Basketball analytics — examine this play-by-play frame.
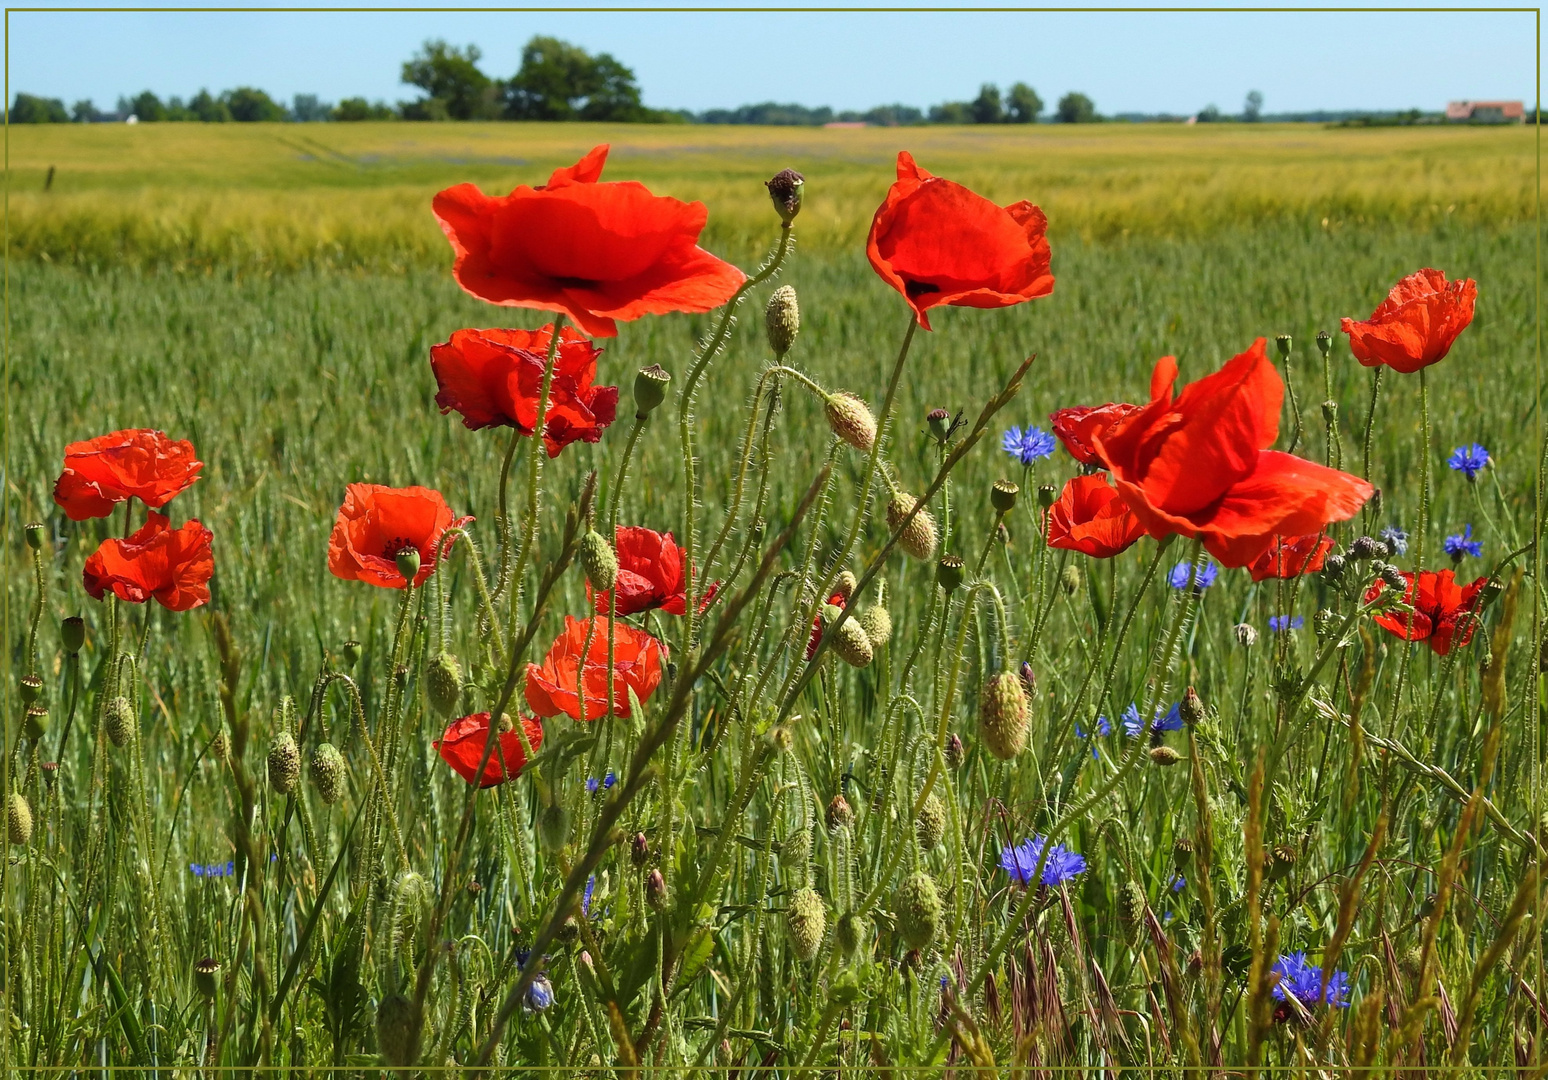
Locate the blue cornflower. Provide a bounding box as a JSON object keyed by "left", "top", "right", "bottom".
{"left": 581, "top": 875, "right": 596, "bottom": 918}
{"left": 190, "top": 863, "right": 204, "bottom": 878}
{"left": 1168, "top": 560, "right": 1219, "bottom": 590}
{"left": 1121, "top": 702, "right": 1181, "bottom": 738}
{"left": 1270, "top": 952, "right": 1351, "bottom": 1009}
{"left": 1267, "top": 615, "right": 1304, "bottom": 633}
{"left": 1000, "top": 836, "right": 1087, "bottom": 887}
{"left": 1001, "top": 425, "right": 1057, "bottom": 466}
{"left": 1170, "top": 874, "right": 1187, "bottom": 893}
{"left": 1447, "top": 443, "right": 1490, "bottom": 481}
{"left": 1444, "top": 524, "right": 1482, "bottom": 561}
{"left": 1075, "top": 715, "right": 1111, "bottom": 760}
{"left": 1379, "top": 525, "right": 1409, "bottom": 556}
{"left": 525, "top": 973, "right": 554, "bottom": 1012}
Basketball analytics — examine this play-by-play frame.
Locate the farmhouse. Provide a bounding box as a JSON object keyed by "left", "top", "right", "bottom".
{"left": 1445, "top": 100, "right": 1525, "bottom": 123}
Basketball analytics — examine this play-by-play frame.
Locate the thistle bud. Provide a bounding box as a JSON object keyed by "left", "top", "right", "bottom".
{"left": 936, "top": 555, "right": 964, "bottom": 593}
{"left": 1321, "top": 400, "right": 1338, "bottom": 425}
{"left": 826, "top": 794, "right": 853, "bottom": 831}
{"left": 1274, "top": 333, "right": 1292, "bottom": 358}
{"left": 1149, "top": 745, "right": 1181, "bottom": 766}
{"left": 1036, "top": 483, "right": 1057, "bottom": 510}
{"left": 62, "top": 616, "right": 85, "bottom": 654}
{"left": 19, "top": 674, "right": 42, "bottom": 707}
{"left": 394, "top": 546, "right": 421, "bottom": 586}
{"left": 1348, "top": 535, "right": 1386, "bottom": 561}
{"left": 375, "top": 993, "right": 420, "bottom": 1068}
{"left": 915, "top": 794, "right": 947, "bottom": 852}
{"left": 1180, "top": 686, "right": 1204, "bottom": 727}
{"left": 894, "top": 871, "right": 941, "bottom": 951}
{"left": 634, "top": 364, "right": 672, "bottom": 417}
{"left": 886, "top": 494, "right": 938, "bottom": 561}
{"left": 785, "top": 887, "right": 826, "bottom": 961}
{"left": 833, "top": 571, "right": 858, "bottom": 604}
{"left": 1172, "top": 837, "right": 1194, "bottom": 871}
{"left": 1378, "top": 563, "right": 1407, "bottom": 591}
{"left": 268, "top": 731, "right": 301, "bottom": 794}
{"left": 1321, "top": 553, "right": 1346, "bottom": 584}
{"left": 106, "top": 696, "right": 135, "bottom": 748}
{"left": 24, "top": 521, "right": 45, "bottom": 551}
{"left": 1267, "top": 843, "right": 1297, "bottom": 882}
{"left": 645, "top": 868, "right": 667, "bottom": 910}
{"left": 926, "top": 408, "right": 951, "bottom": 444}
{"left": 765, "top": 168, "right": 804, "bottom": 224}
{"left": 825, "top": 392, "right": 877, "bottom": 453}
{"left": 538, "top": 803, "right": 572, "bottom": 852}
{"left": 830, "top": 616, "right": 874, "bottom": 669}
{"left": 8, "top": 792, "right": 33, "bottom": 846}
{"left": 578, "top": 531, "right": 618, "bottom": 593}
{"left": 858, "top": 604, "right": 892, "bottom": 649}
{"left": 631, "top": 831, "right": 650, "bottom": 867}
{"left": 1315, "top": 330, "right": 1332, "bottom": 358}
{"left": 426, "top": 653, "right": 463, "bottom": 718}
{"left": 1060, "top": 564, "right": 1082, "bottom": 596}
{"left": 991, "top": 479, "right": 1019, "bottom": 514}
{"left": 341, "top": 640, "right": 362, "bottom": 669}
{"left": 836, "top": 911, "right": 870, "bottom": 957}
{"left": 311, "top": 742, "right": 347, "bottom": 805}
{"left": 193, "top": 957, "right": 221, "bottom": 1001}
{"left": 978, "top": 670, "right": 1029, "bottom": 761}
{"left": 944, "top": 733, "right": 966, "bottom": 770}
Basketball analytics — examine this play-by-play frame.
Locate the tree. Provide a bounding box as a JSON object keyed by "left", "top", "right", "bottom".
{"left": 863, "top": 103, "right": 924, "bottom": 126}
{"left": 223, "top": 87, "right": 286, "bottom": 122}
{"left": 129, "top": 91, "right": 166, "bottom": 122}
{"left": 1196, "top": 103, "right": 1222, "bottom": 123}
{"left": 928, "top": 101, "right": 973, "bottom": 124}
{"left": 504, "top": 35, "right": 651, "bottom": 122}
{"left": 10, "top": 94, "right": 68, "bottom": 123}
{"left": 1243, "top": 90, "right": 1264, "bottom": 122}
{"left": 401, "top": 40, "right": 498, "bottom": 120}
{"left": 71, "top": 99, "right": 107, "bottom": 123}
{"left": 333, "top": 97, "right": 394, "bottom": 122}
{"left": 579, "top": 52, "right": 647, "bottom": 121}
{"left": 971, "top": 83, "right": 1004, "bottom": 124}
{"left": 1056, "top": 92, "right": 1097, "bottom": 124}
{"left": 291, "top": 94, "right": 332, "bottom": 122}
{"left": 188, "top": 90, "right": 231, "bottom": 123}
{"left": 1007, "top": 82, "right": 1043, "bottom": 124}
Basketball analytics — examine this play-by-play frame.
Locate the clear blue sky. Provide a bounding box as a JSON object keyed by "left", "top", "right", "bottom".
{"left": 6, "top": 6, "right": 1535, "bottom": 116}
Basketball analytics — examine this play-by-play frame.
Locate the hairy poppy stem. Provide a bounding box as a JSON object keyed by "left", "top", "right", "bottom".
{"left": 1360, "top": 367, "right": 1384, "bottom": 514}
{"left": 490, "top": 425, "right": 526, "bottom": 607}
{"left": 1390, "top": 369, "right": 1430, "bottom": 736}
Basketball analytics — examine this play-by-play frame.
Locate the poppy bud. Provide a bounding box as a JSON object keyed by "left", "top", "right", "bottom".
{"left": 1315, "top": 330, "right": 1332, "bottom": 358}
{"left": 785, "top": 886, "right": 827, "bottom": 961}
{"left": 782, "top": 828, "right": 810, "bottom": 871}
{"left": 645, "top": 868, "right": 667, "bottom": 910}
{"left": 193, "top": 957, "right": 221, "bottom": 1002}
{"left": 978, "top": 670, "right": 1029, "bottom": 760}
{"left": 1060, "top": 564, "right": 1083, "bottom": 595}
{"left": 944, "top": 733, "right": 966, "bottom": 770}
{"left": 926, "top": 407, "right": 952, "bottom": 444}
{"left": 830, "top": 617, "right": 874, "bottom": 669}
{"left": 19, "top": 674, "right": 42, "bottom": 707}
{"left": 858, "top": 604, "right": 892, "bottom": 649}
{"left": 1180, "top": 686, "right": 1204, "bottom": 726}
{"left": 8, "top": 792, "right": 33, "bottom": 846}
{"left": 634, "top": 364, "right": 672, "bottom": 417}
{"left": 1119, "top": 879, "right": 1147, "bottom": 929}
{"left": 1172, "top": 837, "right": 1194, "bottom": 871}
{"left": 836, "top": 911, "right": 870, "bottom": 957}
{"left": 24, "top": 522, "right": 45, "bottom": 551}
{"left": 765, "top": 168, "right": 804, "bottom": 224}
{"left": 763, "top": 287, "right": 800, "bottom": 357}
{"left": 268, "top": 731, "right": 301, "bottom": 795}
{"left": 1149, "top": 745, "right": 1180, "bottom": 766}
{"left": 894, "top": 871, "right": 941, "bottom": 951}
{"left": 426, "top": 654, "right": 463, "bottom": 718}
{"left": 106, "top": 696, "right": 135, "bottom": 748}
{"left": 1348, "top": 535, "right": 1386, "bottom": 561}
{"left": 824, "top": 392, "right": 878, "bottom": 452}
{"left": 833, "top": 571, "right": 858, "bottom": 604}
{"left": 538, "top": 803, "right": 572, "bottom": 851}
{"left": 631, "top": 831, "right": 650, "bottom": 867}
{"left": 1369, "top": 488, "right": 1383, "bottom": 516}
{"left": 311, "top": 742, "right": 347, "bottom": 805}
{"left": 1018, "top": 660, "right": 1037, "bottom": 698}
{"left": 1267, "top": 843, "right": 1297, "bottom": 882}
{"left": 341, "top": 639, "right": 362, "bottom": 669}
{"left": 991, "top": 479, "right": 1019, "bottom": 513}
{"left": 578, "top": 531, "right": 619, "bottom": 593}
{"left": 886, "top": 494, "right": 938, "bottom": 562}
{"left": 767, "top": 724, "right": 793, "bottom": 754}
{"left": 1321, "top": 400, "right": 1338, "bottom": 425}
{"left": 62, "top": 616, "right": 85, "bottom": 654}
{"left": 1378, "top": 563, "right": 1407, "bottom": 591}
{"left": 916, "top": 793, "right": 947, "bottom": 852}
{"left": 1274, "top": 333, "right": 1292, "bottom": 358}
{"left": 1036, "top": 483, "right": 1057, "bottom": 510}
{"left": 936, "top": 555, "right": 965, "bottom": 593}
{"left": 375, "top": 993, "right": 420, "bottom": 1068}
{"left": 394, "top": 546, "right": 421, "bottom": 585}
{"left": 826, "top": 794, "right": 854, "bottom": 831}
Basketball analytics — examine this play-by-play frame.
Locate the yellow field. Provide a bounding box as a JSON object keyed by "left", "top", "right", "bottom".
{"left": 5, "top": 120, "right": 1536, "bottom": 269}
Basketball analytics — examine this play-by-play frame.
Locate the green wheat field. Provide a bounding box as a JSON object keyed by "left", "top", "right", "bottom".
{"left": 1, "top": 120, "right": 1543, "bottom": 1074}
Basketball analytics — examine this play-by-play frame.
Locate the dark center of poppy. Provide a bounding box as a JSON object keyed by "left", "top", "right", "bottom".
{"left": 551, "top": 276, "right": 603, "bottom": 291}
{"left": 904, "top": 280, "right": 942, "bottom": 299}
{"left": 382, "top": 536, "right": 417, "bottom": 559}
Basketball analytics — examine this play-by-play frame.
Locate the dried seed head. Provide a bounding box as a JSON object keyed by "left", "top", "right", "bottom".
{"left": 426, "top": 653, "right": 463, "bottom": 718}
{"left": 193, "top": 957, "right": 221, "bottom": 1001}
{"left": 310, "top": 742, "right": 347, "bottom": 805}
{"left": 830, "top": 617, "right": 874, "bottom": 669}
{"left": 825, "top": 392, "right": 878, "bottom": 452}
{"left": 944, "top": 733, "right": 966, "bottom": 770}
{"left": 578, "top": 531, "right": 619, "bottom": 594}
{"left": 887, "top": 494, "right": 938, "bottom": 561}
{"left": 764, "top": 285, "right": 801, "bottom": 356}
{"left": 633, "top": 364, "right": 671, "bottom": 417}
{"left": 894, "top": 871, "right": 942, "bottom": 951}
{"left": 826, "top": 794, "right": 854, "bottom": 831}
{"left": 785, "top": 887, "right": 827, "bottom": 961}
{"left": 375, "top": 993, "right": 420, "bottom": 1068}
{"left": 106, "top": 696, "right": 136, "bottom": 748}
{"left": 1149, "top": 745, "right": 1181, "bottom": 766}
{"left": 765, "top": 168, "right": 805, "bottom": 224}
{"left": 1233, "top": 623, "right": 1259, "bottom": 648}
{"left": 267, "top": 730, "right": 301, "bottom": 795}
{"left": 61, "top": 616, "right": 85, "bottom": 654}
{"left": 858, "top": 604, "right": 892, "bottom": 650}
{"left": 936, "top": 555, "right": 965, "bottom": 593}
{"left": 7, "top": 792, "right": 33, "bottom": 846}
{"left": 916, "top": 794, "right": 947, "bottom": 852}
{"left": 19, "top": 674, "right": 43, "bottom": 707}
{"left": 835, "top": 911, "right": 870, "bottom": 957}
{"left": 978, "top": 671, "right": 1029, "bottom": 761}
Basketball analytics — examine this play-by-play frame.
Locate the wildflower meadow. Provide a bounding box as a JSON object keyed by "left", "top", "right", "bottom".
{"left": 0, "top": 120, "right": 1541, "bottom": 1075}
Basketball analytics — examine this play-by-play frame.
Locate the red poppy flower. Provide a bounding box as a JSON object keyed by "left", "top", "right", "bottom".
{"left": 524, "top": 616, "right": 664, "bottom": 721}
{"left": 866, "top": 151, "right": 1054, "bottom": 331}
{"left": 806, "top": 592, "right": 848, "bottom": 660}
{"left": 1247, "top": 533, "right": 1334, "bottom": 582}
{"left": 53, "top": 429, "right": 203, "bottom": 521}
{"left": 1045, "top": 475, "right": 1147, "bottom": 559}
{"left": 327, "top": 484, "right": 472, "bottom": 589}
{"left": 435, "top": 712, "right": 545, "bottom": 788}
{"left": 430, "top": 325, "right": 618, "bottom": 457}
{"left": 1049, "top": 402, "right": 1142, "bottom": 466}
{"left": 1340, "top": 268, "right": 1477, "bottom": 375}
{"left": 590, "top": 526, "right": 718, "bottom": 617}
{"left": 1091, "top": 340, "right": 1373, "bottom": 568}
{"left": 1364, "top": 569, "right": 1486, "bottom": 656}
{"left": 433, "top": 144, "right": 747, "bottom": 339}
{"left": 82, "top": 512, "right": 213, "bottom": 612}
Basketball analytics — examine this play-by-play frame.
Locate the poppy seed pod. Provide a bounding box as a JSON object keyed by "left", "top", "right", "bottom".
{"left": 311, "top": 742, "right": 347, "bottom": 805}
{"left": 375, "top": 993, "right": 420, "bottom": 1068}
{"left": 894, "top": 871, "right": 941, "bottom": 951}
{"left": 394, "top": 546, "right": 422, "bottom": 586}
{"left": 538, "top": 803, "right": 572, "bottom": 851}
{"left": 786, "top": 886, "right": 826, "bottom": 961}
{"left": 830, "top": 616, "right": 874, "bottom": 669}
{"left": 765, "top": 168, "right": 804, "bottom": 224}
{"left": 633, "top": 364, "right": 671, "bottom": 418}
{"left": 1149, "top": 745, "right": 1181, "bottom": 766}
{"left": 1173, "top": 837, "right": 1194, "bottom": 871}
{"left": 1321, "top": 400, "right": 1338, "bottom": 425}
{"left": 267, "top": 731, "right": 301, "bottom": 795}
{"left": 833, "top": 571, "right": 858, "bottom": 603}
{"left": 1267, "top": 843, "right": 1298, "bottom": 882}
{"left": 887, "top": 494, "right": 938, "bottom": 562}
{"left": 19, "top": 674, "right": 42, "bottom": 707}
{"left": 936, "top": 555, "right": 965, "bottom": 593}
{"left": 825, "top": 392, "right": 878, "bottom": 453}
{"left": 764, "top": 285, "right": 800, "bottom": 356}
{"left": 858, "top": 604, "right": 892, "bottom": 650}
{"left": 578, "top": 531, "right": 619, "bottom": 594}
{"left": 341, "top": 639, "right": 362, "bottom": 669}
{"left": 1316, "top": 330, "right": 1332, "bottom": 358}
{"left": 916, "top": 793, "right": 947, "bottom": 852}
{"left": 24, "top": 706, "right": 48, "bottom": 743}
{"left": 25, "top": 521, "right": 45, "bottom": 551}
{"left": 1275, "top": 333, "right": 1292, "bottom": 358}
{"left": 193, "top": 957, "right": 221, "bottom": 1001}
{"left": 979, "top": 671, "right": 1029, "bottom": 760}
{"left": 8, "top": 792, "right": 33, "bottom": 846}
{"left": 927, "top": 408, "right": 952, "bottom": 444}
{"left": 836, "top": 911, "right": 870, "bottom": 957}
{"left": 106, "top": 696, "right": 135, "bottom": 748}
{"left": 826, "top": 794, "right": 854, "bottom": 831}
{"left": 991, "top": 479, "right": 1019, "bottom": 514}
{"left": 62, "top": 616, "right": 85, "bottom": 654}
{"left": 426, "top": 654, "right": 463, "bottom": 718}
